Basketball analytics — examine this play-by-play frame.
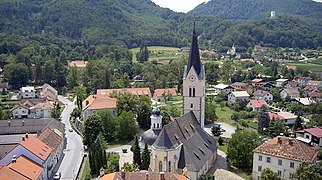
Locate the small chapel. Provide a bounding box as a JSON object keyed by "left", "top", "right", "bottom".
{"left": 140, "top": 23, "right": 217, "bottom": 180}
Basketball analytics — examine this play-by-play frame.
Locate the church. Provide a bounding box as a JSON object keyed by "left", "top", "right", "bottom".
{"left": 140, "top": 23, "right": 217, "bottom": 180}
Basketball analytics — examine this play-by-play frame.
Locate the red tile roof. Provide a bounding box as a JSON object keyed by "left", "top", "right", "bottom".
{"left": 0, "top": 166, "right": 28, "bottom": 180}
{"left": 8, "top": 155, "right": 43, "bottom": 180}
{"left": 68, "top": 60, "right": 88, "bottom": 68}
{"left": 304, "top": 127, "right": 322, "bottom": 138}
{"left": 101, "top": 172, "right": 188, "bottom": 180}
{"left": 19, "top": 134, "right": 52, "bottom": 161}
{"left": 154, "top": 88, "right": 178, "bottom": 97}
{"left": 249, "top": 99, "right": 268, "bottom": 109}
{"left": 287, "top": 65, "right": 297, "bottom": 70}
{"left": 254, "top": 136, "right": 317, "bottom": 162}
{"left": 38, "top": 128, "right": 63, "bottom": 152}
{"left": 83, "top": 96, "right": 117, "bottom": 110}
{"left": 268, "top": 112, "right": 297, "bottom": 121}
{"left": 97, "top": 88, "right": 152, "bottom": 98}
{"left": 309, "top": 92, "right": 322, "bottom": 98}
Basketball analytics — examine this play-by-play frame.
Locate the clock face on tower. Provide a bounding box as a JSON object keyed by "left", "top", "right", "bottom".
{"left": 189, "top": 75, "right": 195, "bottom": 82}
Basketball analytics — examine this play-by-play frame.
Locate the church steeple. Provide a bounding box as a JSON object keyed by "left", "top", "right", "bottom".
{"left": 187, "top": 22, "right": 202, "bottom": 76}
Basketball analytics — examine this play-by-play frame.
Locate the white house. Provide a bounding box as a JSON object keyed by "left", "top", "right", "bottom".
{"left": 11, "top": 105, "right": 29, "bottom": 119}
{"left": 82, "top": 95, "right": 117, "bottom": 120}
{"left": 276, "top": 79, "right": 289, "bottom": 87}
{"left": 253, "top": 90, "right": 273, "bottom": 102}
{"left": 280, "top": 88, "right": 300, "bottom": 99}
{"left": 20, "top": 86, "right": 36, "bottom": 99}
{"left": 253, "top": 136, "right": 317, "bottom": 180}
{"left": 296, "top": 127, "right": 322, "bottom": 148}
{"left": 214, "top": 84, "right": 233, "bottom": 95}
{"left": 0, "top": 134, "right": 53, "bottom": 180}
{"left": 228, "top": 91, "right": 250, "bottom": 104}
{"left": 293, "top": 98, "right": 316, "bottom": 106}
{"left": 29, "top": 101, "right": 54, "bottom": 118}
{"left": 268, "top": 112, "right": 297, "bottom": 125}
{"left": 37, "top": 83, "right": 58, "bottom": 100}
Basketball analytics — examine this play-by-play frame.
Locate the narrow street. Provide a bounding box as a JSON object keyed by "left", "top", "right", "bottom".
{"left": 56, "top": 96, "right": 84, "bottom": 180}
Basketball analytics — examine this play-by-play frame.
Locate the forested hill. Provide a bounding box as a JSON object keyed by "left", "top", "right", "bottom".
{"left": 0, "top": 0, "right": 322, "bottom": 50}
{"left": 190, "top": 0, "right": 322, "bottom": 23}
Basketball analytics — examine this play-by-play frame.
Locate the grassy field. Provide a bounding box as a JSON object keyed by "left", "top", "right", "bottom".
{"left": 80, "top": 157, "right": 90, "bottom": 180}
{"left": 213, "top": 103, "right": 237, "bottom": 126}
{"left": 130, "top": 46, "right": 185, "bottom": 63}
{"left": 218, "top": 144, "right": 228, "bottom": 154}
{"left": 284, "top": 62, "right": 322, "bottom": 72}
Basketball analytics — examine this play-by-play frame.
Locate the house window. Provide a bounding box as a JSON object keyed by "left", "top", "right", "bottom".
{"left": 266, "top": 157, "right": 271, "bottom": 163}
{"left": 193, "top": 88, "right": 196, "bottom": 97}
{"left": 278, "top": 159, "right": 282, "bottom": 165}
{"left": 258, "top": 166, "right": 262, "bottom": 172}
{"left": 159, "top": 161, "right": 163, "bottom": 172}
{"left": 168, "top": 161, "right": 171, "bottom": 172}
{"left": 258, "top": 155, "right": 262, "bottom": 161}
{"left": 290, "top": 162, "right": 294, "bottom": 168}
{"left": 278, "top": 170, "right": 282, "bottom": 176}
{"left": 153, "top": 123, "right": 155, "bottom": 128}
{"left": 189, "top": 88, "right": 192, "bottom": 97}
{"left": 191, "top": 103, "right": 193, "bottom": 108}
{"left": 305, "top": 135, "right": 310, "bottom": 139}
{"left": 157, "top": 124, "right": 159, "bottom": 128}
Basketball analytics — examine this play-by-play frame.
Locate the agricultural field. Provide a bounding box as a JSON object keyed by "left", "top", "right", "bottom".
{"left": 284, "top": 62, "right": 322, "bottom": 72}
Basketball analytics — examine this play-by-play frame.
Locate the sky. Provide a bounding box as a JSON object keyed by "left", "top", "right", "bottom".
{"left": 151, "top": 0, "right": 322, "bottom": 13}
{"left": 151, "top": 0, "right": 209, "bottom": 13}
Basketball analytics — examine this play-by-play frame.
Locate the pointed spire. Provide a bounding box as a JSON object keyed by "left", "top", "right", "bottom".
{"left": 188, "top": 21, "right": 202, "bottom": 76}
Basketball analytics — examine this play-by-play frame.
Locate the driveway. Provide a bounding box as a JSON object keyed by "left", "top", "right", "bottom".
{"left": 205, "top": 122, "right": 236, "bottom": 138}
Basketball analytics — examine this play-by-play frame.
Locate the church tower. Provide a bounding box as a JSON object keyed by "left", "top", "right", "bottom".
{"left": 183, "top": 22, "right": 206, "bottom": 128}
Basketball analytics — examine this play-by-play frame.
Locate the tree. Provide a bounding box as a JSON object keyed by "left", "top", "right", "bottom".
{"left": 257, "top": 105, "right": 270, "bottom": 133}
{"left": 97, "top": 109, "right": 117, "bottom": 142}
{"left": 131, "top": 136, "right": 141, "bottom": 168}
{"left": 267, "top": 119, "right": 285, "bottom": 137}
{"left": 137, "top": 95, "right": 151, "bottom": 129}
{"left": 260, "top": 168, "right": 281, "bottom": 180}
{"left": 137, "top": 44, "right": 149, "bottom": 63}
{"left": 3, "top": 63, "right": 29, "bottom": 89}
{"left": 43, "top": 60, "right": 55, "bottom": 84}
{"left": 123, "top": 162, "right": 139, "bottom": 172}
{"left": 294, "top": 115, "right": 303, "bottom": 130}
{"left": 141, "top": 142, "right": 150, "bottom": 170}
{"left": 67, "top": 67, "right": 80, "bottom": 89}
{"left": 116, "top": 93, "right": 138, "bottom": 115}
{"left": 292, "top": 162, "right": 322, "bottom": 180}
{"left": 116, "top": 111, "right": 138, "bottom": 141}
{"left": 211, "top": 124, "right": 223, "bottom": 136}
{"left": 89, "top": 135, "right": 106, "bottom": 175}
{"left": 198, "top": 174, "right": 214, "bottom": 180}
{"left": 51, "top": 102, "right": 62, "bottom": 121}
{"left": 84, "top": 114, "right": 103, "bottom": 145}
{"left": 205, "top": 101, "right": 218, "bottom": 125}
{"left": 74, "top": 86, "right": 87, "bottom": 109}
{"left": 227, "top": 130, "right": 261, "bottom": 171}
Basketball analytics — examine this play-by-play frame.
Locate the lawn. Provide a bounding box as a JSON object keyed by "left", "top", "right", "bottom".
{"left": 213, "top": 103, "right": 236, "bottom": 126}
{"left": 228, "top": 163, "right": 252, "bottom": 180}
{"left": 218, "top": 144, "right": 228, "bottom": 154}
{"left": 80, "top": 157, "right": 91, "bottom": 180}
{"left": 284, "top": 62, "right": 322, "bottom": 72}
{"left": 130, "top": 46, "right": 185, "bottom": 63}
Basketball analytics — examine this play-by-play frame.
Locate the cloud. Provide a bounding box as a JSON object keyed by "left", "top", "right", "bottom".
{"left": 151, "top": 0, "right": 208, "bottom": 13}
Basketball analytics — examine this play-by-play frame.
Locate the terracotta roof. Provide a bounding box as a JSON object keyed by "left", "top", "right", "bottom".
{"left": 8, "top": 155, "right": 43, "bottom": 180}
{"left": 304, "top": 127, "right": 322, "bottom": 138}
{"left": 83, "top": 96, "right": 117, "bottom": 110}
{"left": 231, "top": 82, "right": 249, "bottom": 88}
{"left": 101, "top": 172, "right": 188, "bottom": 180}
{"left": 154, "top": 89, "right": 177, "bottom": 97}
{"left": 97, "top": 88, "right": 152, "bottom": 98}
{"left": 253, "top": 90, "right": 269, "bottom": 97}
{"left": 309, "top": 92, "right": 322, "bottom": 98}
{"left": 38, "top": 128, "right": 63, "bottom": 152}
{"left": 251, "top": 79, "right": 263, "bottom": 83}
{"left": 11, "top": 104, "right": 29, "bottom": 112}
{"left": 0, "top": 166, "right": 28, "bottom": 180}
{"left": 287, "top": 66, "right": 297, "bottom": 70}
{"left": 248, "top": 99, "right": 268, "bottom": 109}
{"left": 19, "top": 134, "right": 52, "bottom": 161}
{"left": 254, "top": 136, "right": 317, "bottom": 162}
{"left": 30, "top": 101, "right": 54, "bottom": 110}
{"left": 68, "top": 60, "right": 88, "bottom": 68}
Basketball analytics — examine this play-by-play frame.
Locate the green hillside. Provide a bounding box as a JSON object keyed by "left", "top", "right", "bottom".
{"left": 0, "top": 0, "right": 321, "bottom": 51}
{"left": 190, "top": 0, "right": 322, "bottom": 26}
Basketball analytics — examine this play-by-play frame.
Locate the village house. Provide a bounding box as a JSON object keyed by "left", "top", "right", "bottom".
{"left": 29, "top": 101, "right": 54, "bottom": 118}
{"left": 36, "top": 83, "right": 58, "bottom": 100}
{"left": 82, "top": 95, "right": 117, "bottom": 120}
{"left": 295, "top": 77, "right": 311, "bottom": 87}
{"left": 96, "top": 88, "right": 152, "bottom": 98}
{"left": 153, "top": 88, "right": 177, "bottom": 102}
{"left": 255, "top": 82, "right": 274, "bottom": 91}
{"left": 254, "top": 45, "right": 269, "bottom": 52}
{"left": 11, "top": 105, "right": 29, "bottom": 119}
{"left": 68, "top": 60, "right": 88, "bottom": 68}
{"left": 20, "top": 86, "right": 36, "bottom": 99}
{"left": 303, "top": 86, "right": 319, "bottom": 96}
{"left": 280, "top": 88, "right": 300, "bottom": 100}
{"left": 306, "top": 80, "right": 322, "bottom": 88}
{"left": 293, "top": 98, "right": 316, "bottom": 106}
{"left": 286, "top": 65, "right": 297, "bottom": 71}
{"left": 0, "top": 134, "right": 53, "bottom": 179}
{"left": 251, "top": 79, "right": 264, "bottom": 86}
{"left": 213, "top": 84, "right": 233, "bottom": 95}
{"left": 253, "top": 90, "right": 273, "bottom": 102}
{"left": 38, "top": 128, "right": 64, "bottom": 168}
{"left": 230, "top": 82, "right": 252, "bottom": 94}
{"left": 296, "top": 127, "right": 322, "bottom": 148}
{"left": 309, "top": 92, "right": 322, "bottom": 103}
{"left": 228, "top": 91, "right": 250, "bottom": 104}
{"left": 247, "top": 99, "right": 268, "bottom": 111}
{"left": 252, "top": 136, "right": 317, "bottom": 180}
{"left": 268, "top": 112, "right": 297, "bottom": 125}
{"left": 0, "top": 134, "right": 25, "bottom": 160}
{"left": 276, "top": 79, "right": 289, "bottom": 87}
{"left": 0, "top": 155, "right": 44, "bottom": 180}
{"left": 285, "top": 81, "right": 299, "bottom": 89}
{"left": 100, "top": 171, "right": 188, "bottom": 180}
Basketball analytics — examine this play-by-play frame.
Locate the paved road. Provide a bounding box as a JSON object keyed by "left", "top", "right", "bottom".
{"left": 204, "top": 122, "right": 236, "bottom": 138}
{"left": 56, "top": 96, "right": 84, "bottom": 180}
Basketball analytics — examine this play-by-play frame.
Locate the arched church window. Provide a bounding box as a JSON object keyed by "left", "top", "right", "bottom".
{"left": 168, "top": 161, "right": 171, "bottom": 172}
{"left": 189, "top": 87, "right": 192, "bottom": 97}
{"left": 157, "top": 124, "right": 159, "bottom": 128}
{"left": 159, "top": 161, "right": 163, "bottom": 172}
{"left": 191, "top": 103, "right": 193, "bottom": 108}
{"left": 193, "top": 88, "right": 196, "bottom": 97}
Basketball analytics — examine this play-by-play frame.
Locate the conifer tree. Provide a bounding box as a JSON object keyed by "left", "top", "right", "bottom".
{"left": 131, "top": 136, "right": 141, "bottom": 167}
{"left": 141, "top": 142, "right": 150, "bottom": 170}
{"left": 258, "top": 105, "right": 270, "bottom": 133}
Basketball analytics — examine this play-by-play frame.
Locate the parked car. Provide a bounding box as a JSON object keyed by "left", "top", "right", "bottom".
{"left": 69, "top": 128, "right": 73, "bottom": 132}
{"left": 53, "top": 172, "right": 61, "bottom": 180}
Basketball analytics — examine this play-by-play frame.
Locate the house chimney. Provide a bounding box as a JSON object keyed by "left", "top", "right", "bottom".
{"left": 22, "top": 136, "right": 25, "bottom": 141}
{"left": 160, "top": 172, "right": 165, "bottom": 180}
{"left": 22, "top": 120, "right": 24, "bottom": 126}
{"left": 277, "top": 136, "right": 282, "bottom": 144}
{"left": 12, "top": 155, "right": 17, "bottom": 163}
{"left": 121, "top": 171, "right": 125, "bottom": 180}
{"left": 8, "top": 120, "right": 10, "bottom": 127}
{"left": 25, "top": 133, "right": 28, "bottom": 138}
{"left": 99, "top": 168, "right": 105, "bottom": 177}
{"left": 289, "top": 138, "right": 293, "bottom": 146}
{"left": 146, "top": 173, "right": 149, "bottom": 180}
